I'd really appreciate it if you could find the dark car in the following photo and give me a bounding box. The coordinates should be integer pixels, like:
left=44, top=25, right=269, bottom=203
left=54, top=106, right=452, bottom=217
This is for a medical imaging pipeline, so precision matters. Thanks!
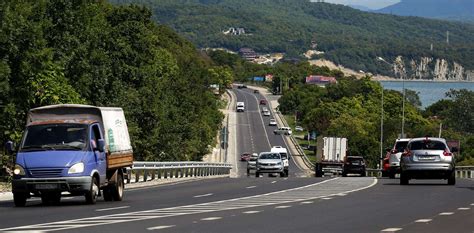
left=240, top=153, right=251, bottom=161
left=259, top=99, right=267, bottom=105
left=254, top=90, right=259, bottom=94
left=342, top=156, right=366, bottom=177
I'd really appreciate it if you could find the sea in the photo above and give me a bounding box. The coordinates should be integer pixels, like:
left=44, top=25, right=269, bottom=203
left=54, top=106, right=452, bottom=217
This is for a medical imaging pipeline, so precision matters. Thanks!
left=379, top=81, right=474, bottom=109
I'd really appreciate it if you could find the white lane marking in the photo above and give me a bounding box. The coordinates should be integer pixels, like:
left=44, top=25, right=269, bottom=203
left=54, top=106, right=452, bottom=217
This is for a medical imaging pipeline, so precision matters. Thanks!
left=275, top=205, right=291, bottom=209
left=271, top=181, right=277, bottom=184
left=62, top=197, right=74, bottom=200
left=471, top=203, right=474, bottom=206
left=415, top=219, right=432, bottom=223
left=246, top=186, right=257, bottom=189
left=243, top=210, right=261, bottom=214
left=439, top=212, right=454, bottom=216
left=147, top=225, right=176, bottom=230
left=249, top=91, right=272, bottom=149
left=194, top=193, right=214, bottom=198
left=96, top=206, right=130, bottom=212
left=201, top=217, right=222, bottom=221
left=458, top=207, right=470, bottom=210
left=336, top=193, right=347, bottom=196
left=381, top=228, right=403, bottom=232
left=322, top=197, right=333, bottom=200
left=301, top=201, right=314, bottom=204
left=0, top=177, right=378, bottom=232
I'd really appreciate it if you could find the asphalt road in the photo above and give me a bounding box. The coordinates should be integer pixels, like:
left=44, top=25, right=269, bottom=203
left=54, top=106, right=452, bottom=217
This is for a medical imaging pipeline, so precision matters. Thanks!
left=232, top=87, right=306, bottom=178
left=0, top=177, right=472, bottom=232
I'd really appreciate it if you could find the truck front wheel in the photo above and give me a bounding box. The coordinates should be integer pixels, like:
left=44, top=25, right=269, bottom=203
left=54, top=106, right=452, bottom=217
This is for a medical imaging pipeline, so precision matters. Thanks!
left=13, top=193, right=27, bottom=207
left=85, top=177, right=99, bottom=204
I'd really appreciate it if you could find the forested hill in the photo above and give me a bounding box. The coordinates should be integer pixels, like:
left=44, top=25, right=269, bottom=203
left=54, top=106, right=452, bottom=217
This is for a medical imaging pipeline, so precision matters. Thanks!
left=112, top=0, right=474, bottom=79
left=0, top=1, right=225, bottom=162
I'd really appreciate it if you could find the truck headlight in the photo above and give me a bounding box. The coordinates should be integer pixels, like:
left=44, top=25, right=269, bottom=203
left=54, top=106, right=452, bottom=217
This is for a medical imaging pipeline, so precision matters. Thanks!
left=277, top=162, right=282, bottom=165
left=68, top=162, right=84, bottom=174
left=13, top=164, right=26, bottom=176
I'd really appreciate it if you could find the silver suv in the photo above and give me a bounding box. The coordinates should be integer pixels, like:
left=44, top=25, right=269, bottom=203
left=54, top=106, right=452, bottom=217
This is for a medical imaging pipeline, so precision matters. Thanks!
left=387, top=138, right=411, bottom=178
left=400, top=137, right=456, bottom=185
left=255, top=152, right=284, bottom=177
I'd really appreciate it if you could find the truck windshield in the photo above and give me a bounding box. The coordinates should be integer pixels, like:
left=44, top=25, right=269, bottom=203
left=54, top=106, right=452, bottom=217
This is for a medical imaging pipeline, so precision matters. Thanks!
left=21, top=124, right=88, bottom=151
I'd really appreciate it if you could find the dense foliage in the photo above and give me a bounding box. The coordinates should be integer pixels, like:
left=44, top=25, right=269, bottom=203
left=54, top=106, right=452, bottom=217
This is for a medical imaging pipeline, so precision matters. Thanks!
left=112, top=0, right=474, bottom=76
left=0, top=0, right=226, bottom=162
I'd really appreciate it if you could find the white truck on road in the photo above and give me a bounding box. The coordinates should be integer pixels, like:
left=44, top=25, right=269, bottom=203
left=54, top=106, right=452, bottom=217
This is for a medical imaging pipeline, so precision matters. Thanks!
left=236, top=102, right=245, bottom=112
left=314, top=137, right=348, bottom=177
left=271, top=146, right=289, bottom=177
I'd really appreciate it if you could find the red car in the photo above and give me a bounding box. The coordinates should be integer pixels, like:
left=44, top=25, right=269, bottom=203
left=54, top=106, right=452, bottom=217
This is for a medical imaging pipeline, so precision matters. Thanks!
left=259, top=99, right=267, bottom=105
left=240, top=153, right=251, bottom=161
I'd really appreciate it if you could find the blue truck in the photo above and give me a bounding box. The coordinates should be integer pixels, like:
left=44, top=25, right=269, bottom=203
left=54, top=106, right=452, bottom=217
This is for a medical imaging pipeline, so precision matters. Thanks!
left=6, top=104, right=134, bottom=207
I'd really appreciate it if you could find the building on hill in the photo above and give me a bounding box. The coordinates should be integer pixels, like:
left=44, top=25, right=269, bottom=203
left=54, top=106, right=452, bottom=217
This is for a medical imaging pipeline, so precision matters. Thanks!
left=239, top=48, right=258, bottom=61
left=305, top=75, right=337, bottom=87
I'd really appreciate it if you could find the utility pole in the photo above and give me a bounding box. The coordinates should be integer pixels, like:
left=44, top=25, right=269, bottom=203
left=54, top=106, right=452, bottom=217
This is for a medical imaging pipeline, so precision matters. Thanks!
left=380, top=88, right=384, bottom=170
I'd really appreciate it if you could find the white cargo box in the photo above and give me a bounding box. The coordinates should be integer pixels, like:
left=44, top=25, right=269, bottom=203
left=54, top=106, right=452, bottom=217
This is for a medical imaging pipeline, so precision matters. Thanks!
left=316, top=137, right=347, bottom=162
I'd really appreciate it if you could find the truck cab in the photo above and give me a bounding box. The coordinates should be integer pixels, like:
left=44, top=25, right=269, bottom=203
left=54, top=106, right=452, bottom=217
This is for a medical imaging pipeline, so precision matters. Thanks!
left=8, top=104, right=133, bottom=207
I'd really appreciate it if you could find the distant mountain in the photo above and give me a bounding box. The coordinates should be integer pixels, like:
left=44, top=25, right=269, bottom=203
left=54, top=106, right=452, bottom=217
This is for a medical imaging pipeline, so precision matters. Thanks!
left=377, top=0, right=474, bottom=22
left=348, top=4, right=372, bottom=12
left=111, top=0, right=474, bottom=80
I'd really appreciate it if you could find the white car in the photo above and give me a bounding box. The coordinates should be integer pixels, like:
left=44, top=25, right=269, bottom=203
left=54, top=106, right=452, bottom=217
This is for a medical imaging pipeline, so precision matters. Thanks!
left=269, top=118, right=277, bottom=126
left=263, top=110, right=271, bottom=116
left=295, top=126, right=304, bottom=132
left=274, top=127, right=292, bottom=135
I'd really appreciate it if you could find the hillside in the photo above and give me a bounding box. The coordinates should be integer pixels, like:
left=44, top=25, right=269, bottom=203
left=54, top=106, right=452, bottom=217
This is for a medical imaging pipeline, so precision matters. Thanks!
left=377, top=0, right=474, bottom=22
left=111, top=0, right=474, bottom=80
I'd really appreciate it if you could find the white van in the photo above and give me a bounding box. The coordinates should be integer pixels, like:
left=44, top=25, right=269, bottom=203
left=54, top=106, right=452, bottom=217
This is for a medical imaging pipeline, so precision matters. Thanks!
left=271, top=146, right=289, bottom=177
left=236, top=102, right=245, bottom=112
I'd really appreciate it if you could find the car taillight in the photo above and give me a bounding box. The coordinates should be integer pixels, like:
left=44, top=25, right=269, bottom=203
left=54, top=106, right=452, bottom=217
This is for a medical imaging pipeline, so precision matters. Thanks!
left=402, top=151, right=411, bottom=157
left=443, top=149, right=452, bottom=156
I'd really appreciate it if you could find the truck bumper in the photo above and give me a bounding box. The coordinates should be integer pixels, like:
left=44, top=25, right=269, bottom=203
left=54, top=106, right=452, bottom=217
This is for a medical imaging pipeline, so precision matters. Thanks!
left=12, top=176, right=92, bottom=194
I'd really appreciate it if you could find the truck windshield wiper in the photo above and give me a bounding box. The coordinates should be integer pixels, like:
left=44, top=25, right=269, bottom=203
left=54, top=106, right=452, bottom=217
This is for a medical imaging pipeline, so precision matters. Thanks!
left=21, top=145, right=56, bottom=151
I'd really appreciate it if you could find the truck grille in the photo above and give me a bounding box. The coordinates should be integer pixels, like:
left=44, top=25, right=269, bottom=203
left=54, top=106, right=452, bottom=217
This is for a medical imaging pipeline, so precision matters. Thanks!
left=29, top=168, right=64, bottom=178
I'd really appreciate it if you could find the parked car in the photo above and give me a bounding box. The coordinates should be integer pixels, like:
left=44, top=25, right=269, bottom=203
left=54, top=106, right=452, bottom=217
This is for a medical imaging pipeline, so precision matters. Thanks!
left=269, top=119, right=277, bottom=126
left=386, top=138, right=411, bottom=178
left=237, top=84, right=247, bottom=89
left=400, top=137, right=456, bottom=185
left=274, top=127, right=292, bottom=135
left=254, top=90, right=259, bottom=94
left=259, top=99, right=267, bottom=105
left=342, top=156, right=366, bottom=177
left=295, top=126, right=304, bottom=132
left=255, top=152, right=285, bottom=177
left=263, top=110, right=271, bottom=116
left=240, top=153, right=251, bottom=161
left=247, top=153, right=258, bottom=175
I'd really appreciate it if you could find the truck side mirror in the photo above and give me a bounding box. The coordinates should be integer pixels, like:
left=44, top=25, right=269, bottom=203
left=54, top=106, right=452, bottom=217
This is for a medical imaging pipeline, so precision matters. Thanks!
left=97, top=139, right=106, bottom=153
left=5, top=141, right=15, bottom=154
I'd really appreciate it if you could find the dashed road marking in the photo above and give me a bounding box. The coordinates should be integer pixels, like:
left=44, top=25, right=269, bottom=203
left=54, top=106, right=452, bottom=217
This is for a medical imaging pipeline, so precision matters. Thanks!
left=201, top=217, right=222, bottom=221
left=415, top=219, right=432, bottom=223
left=301, top=201, right=314, bottom=204
left=271, top=181, right=277, bottom=184
left=243, top=211, right=261, bottom=214
left=147, top=225, right=176, bottom=230
left=336, top=193, right=347, bottom=196
left=439, top=212, right=454, bottom=216
left=322, top=197, right=333, bottom=200
left=381, top=228, right=402, bottom=232
left=275, top=205, right=291, bottom=209
left=458, top=207, right=470, bottom=210
left=246, top=186, right=257, bottom=189
left=96, top=206, right=130, bottom=212
left=194, top=193, right=214, bottom=198
left=471, top=203, right=474, bottom=206
left=0, top=177, right=377, bottom=232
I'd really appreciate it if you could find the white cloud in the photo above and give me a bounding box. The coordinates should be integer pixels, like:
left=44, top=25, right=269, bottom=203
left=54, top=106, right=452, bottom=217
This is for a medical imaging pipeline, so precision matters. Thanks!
left=313, top=0, right=400, bottom=10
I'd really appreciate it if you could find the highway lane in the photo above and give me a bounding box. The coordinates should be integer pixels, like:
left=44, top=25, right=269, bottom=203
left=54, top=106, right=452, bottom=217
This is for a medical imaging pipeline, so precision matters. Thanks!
left=233, top=87, right=305, bottom=177
left=2, top=177, right=472, bottom=233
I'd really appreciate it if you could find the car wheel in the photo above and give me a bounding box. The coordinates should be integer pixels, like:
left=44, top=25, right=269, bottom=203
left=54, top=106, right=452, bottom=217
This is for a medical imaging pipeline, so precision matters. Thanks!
left=360, top=171, right=366, bottom=177
left=247, top=169, right=250, bottom=176
left=342, top=172, right=347, bottom=177
left=389, top=172, right=396, bottom=179
left=447, top=171, right=456, bottom=185
left=255, top=172, right=260, bottom=178
left=400, top=172, right=409, bottom=185
left=315, top=164, right=323, bottom=177
left=13, top=193, right=27, bottom=207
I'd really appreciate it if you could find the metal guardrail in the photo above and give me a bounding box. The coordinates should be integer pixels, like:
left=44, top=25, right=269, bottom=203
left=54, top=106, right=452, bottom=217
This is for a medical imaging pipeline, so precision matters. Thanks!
left=126, top=161, right=232, bottom=183
left=274, top=111, right=315, bottom=170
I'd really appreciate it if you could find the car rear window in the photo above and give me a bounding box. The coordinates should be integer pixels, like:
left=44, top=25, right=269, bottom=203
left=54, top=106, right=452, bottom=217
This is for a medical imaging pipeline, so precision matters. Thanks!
left=394, top=141, right=408, bottom=152
left=346, top=157, right=363, bottom=162
left=409, top=140, right=446, bottom=150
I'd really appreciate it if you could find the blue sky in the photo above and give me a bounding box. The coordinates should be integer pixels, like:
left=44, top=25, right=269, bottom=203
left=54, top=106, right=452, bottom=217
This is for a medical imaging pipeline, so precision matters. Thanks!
left=315, top=0, right=401, bottom=10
